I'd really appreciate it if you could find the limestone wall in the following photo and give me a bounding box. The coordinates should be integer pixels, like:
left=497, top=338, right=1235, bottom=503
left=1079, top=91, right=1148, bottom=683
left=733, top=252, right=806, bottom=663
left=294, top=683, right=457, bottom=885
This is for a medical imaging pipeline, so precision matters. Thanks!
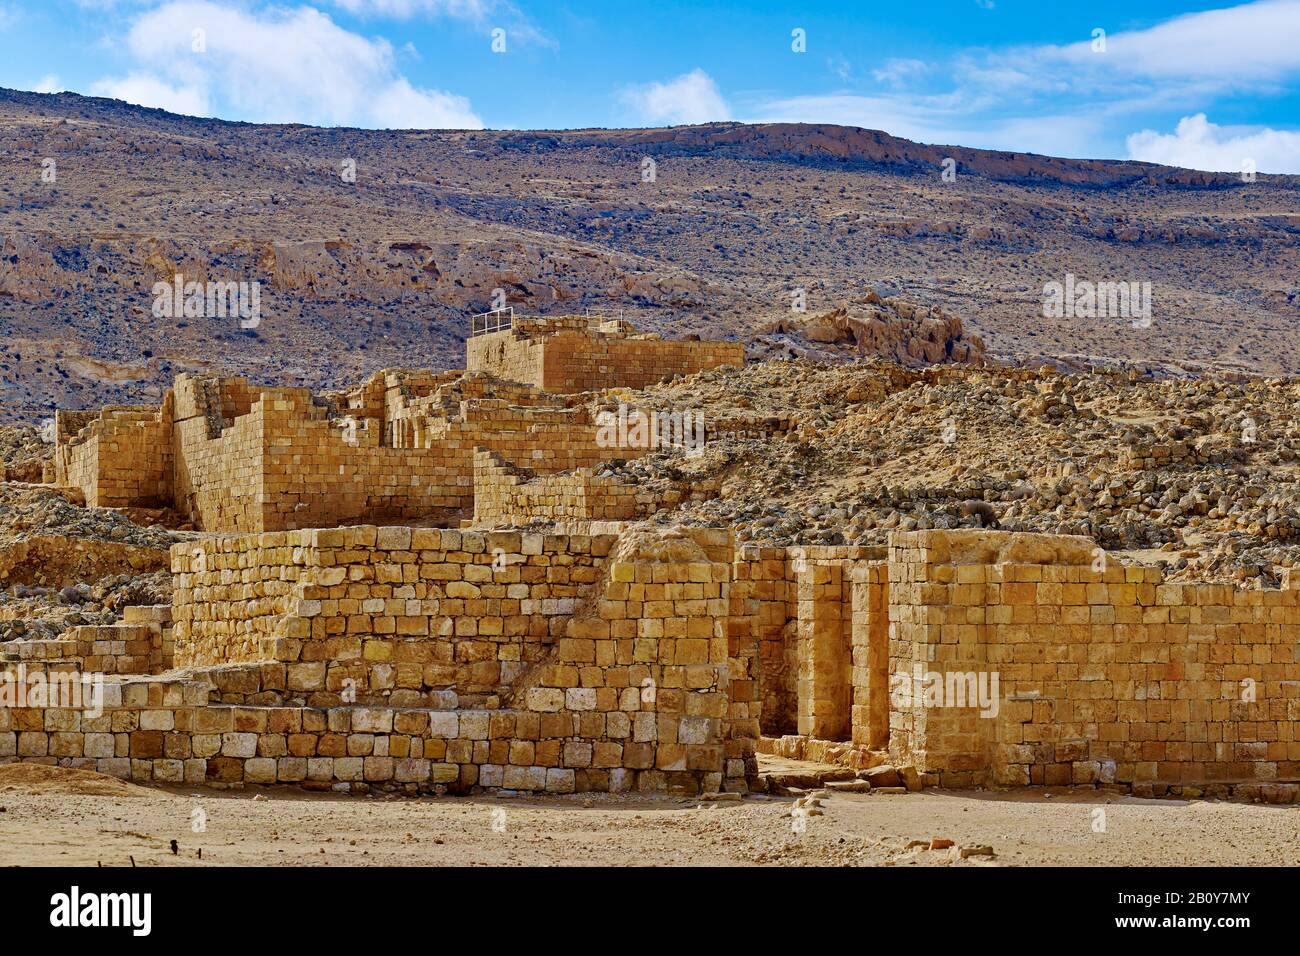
left=731, top=544, right=883, bottom=738
left=467, top=318, right=744, bottom=393
left=749, top=529, right=1300, bottom=793
left=61, top=369, right=665, bottom=533
left=172, top=526, right=613, bottom=709
left=465, top=332, right=545, bottom=391
left=54, top=404, right=171, bottom=508
left=53, top=314, right=743, bottom=532
left=257, top=391, right=469, bottom=532
left=850, top=563, right=889, bottom=750
left=160, top=524, right=759, bottom=794
left=734, top=545, right=798, bottom=736
left=882, top=529, right=1300, bottom=788
left=171, top=375, right=266, bottom=531
left=13, top=520, right=1298, bottom=796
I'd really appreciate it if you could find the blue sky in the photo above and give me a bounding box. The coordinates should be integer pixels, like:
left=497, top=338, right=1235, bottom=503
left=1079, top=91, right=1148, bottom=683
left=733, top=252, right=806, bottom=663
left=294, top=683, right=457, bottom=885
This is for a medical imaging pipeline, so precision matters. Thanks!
left=2, top=0, right=1300, bottom=170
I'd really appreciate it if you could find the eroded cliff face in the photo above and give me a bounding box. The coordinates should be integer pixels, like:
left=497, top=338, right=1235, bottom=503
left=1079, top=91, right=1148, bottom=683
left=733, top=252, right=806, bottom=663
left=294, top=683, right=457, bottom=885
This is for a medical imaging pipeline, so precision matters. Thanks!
left=518, top=122, right=1248, bottom=188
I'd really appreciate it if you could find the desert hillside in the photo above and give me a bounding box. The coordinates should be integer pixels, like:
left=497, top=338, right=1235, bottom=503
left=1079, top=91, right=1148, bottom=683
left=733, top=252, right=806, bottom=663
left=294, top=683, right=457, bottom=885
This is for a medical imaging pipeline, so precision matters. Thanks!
left=1, top=88, right=1298, bottom=420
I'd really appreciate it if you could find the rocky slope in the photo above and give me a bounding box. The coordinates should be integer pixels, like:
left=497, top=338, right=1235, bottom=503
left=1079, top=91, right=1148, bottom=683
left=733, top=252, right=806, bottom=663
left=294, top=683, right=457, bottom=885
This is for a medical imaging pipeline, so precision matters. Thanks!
left=2, top=89, right=1299, bottom=420
left=614, top=360, right=1300, bottom=587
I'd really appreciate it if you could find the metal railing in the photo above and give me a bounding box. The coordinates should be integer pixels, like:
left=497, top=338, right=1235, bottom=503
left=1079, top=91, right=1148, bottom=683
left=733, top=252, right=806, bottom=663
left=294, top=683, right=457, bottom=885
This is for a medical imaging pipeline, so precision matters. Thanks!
left=470, top=306, right=515, bottom=337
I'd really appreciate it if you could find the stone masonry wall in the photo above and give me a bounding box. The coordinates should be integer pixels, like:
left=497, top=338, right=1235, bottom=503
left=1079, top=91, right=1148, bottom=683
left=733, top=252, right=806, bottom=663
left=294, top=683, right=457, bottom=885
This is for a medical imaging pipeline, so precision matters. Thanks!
left=166, top=524, right=758, bottom=794
left=9, top=522, right=1296, bottom=796
left=883, top=529, right=1300, bottom=788
left=171, top=526, right=613, bottom=710
left=733, top=544, right=882, bottom=738
left=54, top=405, right=171, bottom=508
left=62, top=371, right=664, bottom=533
left=55, top=316, right=743, bottom=532
left=0, top=524, right=758, bottom=796
left=171, top=375, right=266, bottom=532
left=467, top=319, right=744, bottom=393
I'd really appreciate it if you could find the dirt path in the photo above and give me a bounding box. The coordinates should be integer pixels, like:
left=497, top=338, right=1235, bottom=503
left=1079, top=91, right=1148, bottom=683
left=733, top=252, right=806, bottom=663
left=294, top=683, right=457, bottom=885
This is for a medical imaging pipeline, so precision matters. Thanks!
left=0, top=766, right=1296, bottom=866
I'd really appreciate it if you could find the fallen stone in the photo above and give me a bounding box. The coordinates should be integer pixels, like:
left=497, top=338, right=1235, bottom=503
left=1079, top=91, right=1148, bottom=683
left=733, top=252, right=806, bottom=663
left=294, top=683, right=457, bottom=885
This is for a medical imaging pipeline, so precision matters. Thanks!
left=861, top=765, right=902, bottom=788
left=826, top=779, right=871, bottom=793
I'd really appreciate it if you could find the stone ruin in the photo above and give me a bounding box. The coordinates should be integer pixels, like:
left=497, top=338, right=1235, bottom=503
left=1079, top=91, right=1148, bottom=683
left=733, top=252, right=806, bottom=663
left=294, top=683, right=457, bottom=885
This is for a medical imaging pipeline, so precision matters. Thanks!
left=9, top=315, right=1300, bottom=801
left=51, top=315, right=745, bottom=533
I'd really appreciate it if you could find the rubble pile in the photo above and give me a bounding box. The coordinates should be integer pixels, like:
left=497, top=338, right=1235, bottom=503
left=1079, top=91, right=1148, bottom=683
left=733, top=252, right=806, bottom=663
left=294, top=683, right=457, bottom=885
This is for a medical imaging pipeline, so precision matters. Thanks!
left=630, top=359, right=1300, bottom=586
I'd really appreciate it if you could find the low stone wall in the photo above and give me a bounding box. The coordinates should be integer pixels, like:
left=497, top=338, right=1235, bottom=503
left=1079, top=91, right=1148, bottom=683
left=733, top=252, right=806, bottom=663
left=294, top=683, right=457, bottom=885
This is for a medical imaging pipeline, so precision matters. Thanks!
left=2, top=624, right=166, bottom=676
left=14, top=523, right=1295, bottom=797
left=164, top=523, right=760, bottom=794
left=0, top=524, right=759, bottom=795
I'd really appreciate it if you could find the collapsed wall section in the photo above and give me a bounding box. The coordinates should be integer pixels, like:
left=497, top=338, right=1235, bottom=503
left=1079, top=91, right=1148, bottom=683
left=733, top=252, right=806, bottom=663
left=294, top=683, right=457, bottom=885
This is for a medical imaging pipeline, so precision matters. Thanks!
left=471, top=449, right=717, bottom=525
left=257, top=390, right=467, bottom=532
left=64, top=369, right=670, bottom=533
left=52, top=313, right=746, bottom=531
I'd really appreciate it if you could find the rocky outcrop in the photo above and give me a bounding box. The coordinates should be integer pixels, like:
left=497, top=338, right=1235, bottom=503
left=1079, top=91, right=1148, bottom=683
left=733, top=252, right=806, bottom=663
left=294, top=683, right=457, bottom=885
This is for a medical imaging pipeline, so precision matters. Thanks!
left=751, top=295, right=985, bottom=366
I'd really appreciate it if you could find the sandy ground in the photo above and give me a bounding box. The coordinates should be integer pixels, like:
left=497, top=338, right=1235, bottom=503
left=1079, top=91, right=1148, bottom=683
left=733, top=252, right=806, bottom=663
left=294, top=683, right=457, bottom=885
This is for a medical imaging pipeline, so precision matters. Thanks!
left=0, top=765, right=1296, bottom=867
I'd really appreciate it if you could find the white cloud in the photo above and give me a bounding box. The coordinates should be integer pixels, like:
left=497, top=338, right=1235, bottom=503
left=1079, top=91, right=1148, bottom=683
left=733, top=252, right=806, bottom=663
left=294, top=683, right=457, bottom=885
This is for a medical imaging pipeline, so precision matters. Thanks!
left=620, top=69, right=730, bottom=126
left=748, top=1, right=1300, bottom=161
left=368, top=76, right=479, bottom=129
left=871, top=58, right=929, bottom=89
left=32, top=74, right=66, bottom=94
left=0, top=5, right=15, bottom=29
left=91, top=0, right=482, bottom=129
left=827, top=55, right=852, bottom=82
left=1051, top=0, right=1300, bottom=83
left=330, top=0, right=551, bottom=47
left=332, top=0, right=488, bottom=17
left=1127, top=113, right=1300, bottom=173
left=91, top=72, right=210, bottom=116
left=947, top=0, right=1300, bottom=105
